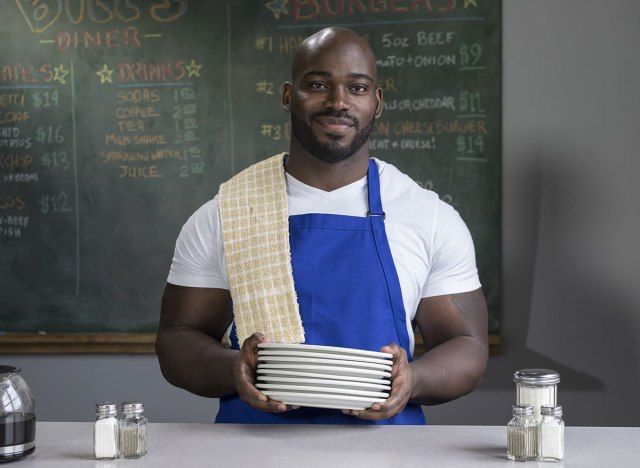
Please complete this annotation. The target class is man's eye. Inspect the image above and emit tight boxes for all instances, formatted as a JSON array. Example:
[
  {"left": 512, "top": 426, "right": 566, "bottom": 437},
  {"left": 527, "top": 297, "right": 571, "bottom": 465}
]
[
  {"left": 310, "top": 82, "right": 327, "bottom": 89},
  {"left": 350, "top": 85, "right": 367, "bottom": 93}
]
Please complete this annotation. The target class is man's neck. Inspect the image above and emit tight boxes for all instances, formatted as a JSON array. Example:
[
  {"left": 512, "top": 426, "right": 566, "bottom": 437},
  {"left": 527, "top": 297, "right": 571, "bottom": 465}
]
[{"left": 285, "top": 140, "right": 370, "bottom": 192}]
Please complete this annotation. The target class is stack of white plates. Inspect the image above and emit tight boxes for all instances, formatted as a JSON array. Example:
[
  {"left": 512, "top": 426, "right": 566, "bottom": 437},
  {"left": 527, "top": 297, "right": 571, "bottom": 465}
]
[{"left": 256, "top": 343, "right": 393, "bottom": 411}]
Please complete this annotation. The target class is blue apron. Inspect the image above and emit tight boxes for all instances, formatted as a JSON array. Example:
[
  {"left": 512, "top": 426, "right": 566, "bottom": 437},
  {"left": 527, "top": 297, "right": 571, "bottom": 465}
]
[{"left": 216, "top": 159, "right": 426, "bottom": 425}]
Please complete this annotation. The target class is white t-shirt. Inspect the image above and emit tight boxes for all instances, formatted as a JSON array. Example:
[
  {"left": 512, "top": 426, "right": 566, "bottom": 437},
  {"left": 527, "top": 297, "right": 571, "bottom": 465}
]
[{"left": 167, "top": 158, "right": 481, "bottom": 354}]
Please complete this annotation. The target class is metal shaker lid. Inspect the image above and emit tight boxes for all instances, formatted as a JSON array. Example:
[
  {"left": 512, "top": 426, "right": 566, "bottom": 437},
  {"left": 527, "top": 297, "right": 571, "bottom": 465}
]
[
  {"left": 541, "top": 405, "right": 563, "bottom": 417},
  {"left": 513, "top": 369, "right": 560, "bottom": 385},
  {"left": 95, "top": 402, "right": 117, "bottom": 415},
  {"left": 512, "top": 404, "right": 533, "bottom": 416},
  {"left": 122, "top": 401, "right": 144, "bottom": 414}
]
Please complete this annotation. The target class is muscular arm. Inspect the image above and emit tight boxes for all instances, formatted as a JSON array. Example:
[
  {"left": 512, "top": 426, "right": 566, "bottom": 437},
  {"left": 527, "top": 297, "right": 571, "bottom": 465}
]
[
  {"left": 409, "top": 288, "right": 488, "bottom": 405},
  {"left": 155, "top": 283, "right": 238, "bottom": 398}
]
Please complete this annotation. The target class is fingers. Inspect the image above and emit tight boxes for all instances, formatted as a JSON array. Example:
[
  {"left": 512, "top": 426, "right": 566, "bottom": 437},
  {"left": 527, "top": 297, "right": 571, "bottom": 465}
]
[
  {"left": 341, "top": 343, "right": 411, "bottom": 420},
  {"left": 235, "top": 332, "right": 299, "bottom": 413},
  {"left": 342, "top": 390, "right": 405, "bottom": 420},
  {"left": 236, "top": 372, "right": 299, "bottom": 413},
  {"left": 381, "top": 343, "right": 410, "bottom": 385},
  {"left": 240, "top": 332, "right": 270, "bottom": 367},
  {"left": 235, "top": 357, "right": 267, "bottom": 401},
  {"left": 241, "top": 331, "right": 271, "bottom": 353},
  {"left": 245, "top": 396, "right": 300, "bottom": 413}
]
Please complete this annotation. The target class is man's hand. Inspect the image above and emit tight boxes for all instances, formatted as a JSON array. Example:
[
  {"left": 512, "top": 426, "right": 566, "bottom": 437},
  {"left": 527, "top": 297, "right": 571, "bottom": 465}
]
[
  {"left": 233, "top": 332, "right": 299, "bottom": 413},
  {"left": 341, "top": 343, "right": 413, "bottom": 420}
]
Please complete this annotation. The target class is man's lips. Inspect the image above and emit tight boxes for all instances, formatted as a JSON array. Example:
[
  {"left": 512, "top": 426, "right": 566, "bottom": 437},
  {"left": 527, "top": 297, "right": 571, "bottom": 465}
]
[{"left": 314, "top": 117, "right": 355, "bottom": 133}]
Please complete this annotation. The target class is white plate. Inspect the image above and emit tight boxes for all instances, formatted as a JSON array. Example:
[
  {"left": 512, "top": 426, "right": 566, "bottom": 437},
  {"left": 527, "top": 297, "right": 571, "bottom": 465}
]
[
  {"left": 256, "top": 368, "right": 390, "bottom": 385},
  {"left": 273, "top": 401, "right": 366, "bottom": 411},
  {"left": 257, "top": 355, "right": 392, "bottom": 371},
  {"left": 258, "top": 349, "right": 392, "bottom": 366},
  {"left": 262, "top": 391, "right": 386, "bottom": 411},
  {"left": 257, "top": 375, "right": 391, "bottom": 391},
  {"left": 256, "top": 383, "right": 389, "bottom": 398},
  {"left": 257, "top": 363, "right": 391, "bottom": 379},
  {"left": 258, "top": 342, "right": 393, "bottom": 359}
]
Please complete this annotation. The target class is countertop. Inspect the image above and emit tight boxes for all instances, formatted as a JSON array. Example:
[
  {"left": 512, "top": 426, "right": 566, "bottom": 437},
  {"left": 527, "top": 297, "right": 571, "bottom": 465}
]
[{"left": 11, "top": 422, "right": 639, "bottom": 467}]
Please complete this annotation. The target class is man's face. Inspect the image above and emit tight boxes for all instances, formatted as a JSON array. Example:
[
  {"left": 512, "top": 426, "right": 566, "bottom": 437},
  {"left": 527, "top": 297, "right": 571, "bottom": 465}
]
[{"left": 287, "top": 42, "right": 381, "bottom": 164}]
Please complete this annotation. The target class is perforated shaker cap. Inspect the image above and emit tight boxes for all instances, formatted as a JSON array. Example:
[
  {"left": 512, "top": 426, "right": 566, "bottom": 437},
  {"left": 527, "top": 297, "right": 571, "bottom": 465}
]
[
  {"left": 541, "top": 405, "right": 563, "bottom": 417},
  {"left": 95, "top": 402, "right": 117, "bottom": 415},
  {"left": 122, "top": 401, "right": 144, "bottom": 414},
  {"left": 513, "top": 369, "right": 560, "bottom": 385},
  {"left": 511, "top": 404, "right": 533, "bottom": 416}
]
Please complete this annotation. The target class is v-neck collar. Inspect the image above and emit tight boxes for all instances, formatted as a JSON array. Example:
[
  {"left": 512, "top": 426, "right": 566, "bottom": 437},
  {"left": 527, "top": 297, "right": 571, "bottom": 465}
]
[{"left": 285, "top": 171, "right": 367, "bottom": 201}]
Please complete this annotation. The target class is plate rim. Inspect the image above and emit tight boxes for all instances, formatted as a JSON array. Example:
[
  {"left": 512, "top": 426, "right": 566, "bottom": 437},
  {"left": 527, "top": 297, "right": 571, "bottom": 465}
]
[
  {"left": 258, "top": 363, "right": 392, "bottom": 378},
  {"left": 257, "top": 342, "right": 393, "bottom": 359},
  {"left": 258, "top": 349, "right": 392, "bottom": 365},
  {"left": 262, "top": 390, "right": 387, "bottom": 404},
  {"left": 256, "top": 368, "right": 390, "bottom": 384},
  {"left": 257, "top": 375, "right": 391, "bottom": 390},
  {"left": 256, "top": 382, "right": 390, "bottom": 398},
  {"left": 257, "top": 355, "right": 392, "bottom": 370}
]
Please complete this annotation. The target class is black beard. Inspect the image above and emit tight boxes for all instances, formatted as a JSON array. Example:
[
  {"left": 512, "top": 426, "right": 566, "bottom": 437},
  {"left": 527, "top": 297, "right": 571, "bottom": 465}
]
[{"left": 290, "top": 110, "right": 375, "bottom": 164}]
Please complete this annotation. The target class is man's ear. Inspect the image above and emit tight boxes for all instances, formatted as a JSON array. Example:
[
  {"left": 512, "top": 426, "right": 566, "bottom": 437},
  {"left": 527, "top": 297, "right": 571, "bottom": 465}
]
[
  {"left": 374, "top": 87, "right": 383, "bottom": 119},
  {"left": 282, "top": 82, "right": 293, "bottom": 112}
]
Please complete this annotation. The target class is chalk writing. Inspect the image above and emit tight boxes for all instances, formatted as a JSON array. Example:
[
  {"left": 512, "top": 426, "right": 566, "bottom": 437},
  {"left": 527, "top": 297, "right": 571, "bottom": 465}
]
[
  {"left": 256, "top": 81, "right": 275, "bottom": 95},
  {"left": 38, "top": 192, "right": 71, "bottom": 214},
  {"left": 287, "top": 0, "right": 461, "bottom": 21},
  {"left": 456, "top": 134, "right": 485, "bottom": 155},
  {"left": 382, "top": 96, "right": 456, "bottom": 112},
  {"left": 376, "top": 53, "right": 457, "bottom": 68},
  {"left": 0, "top": 215, "right": 29, "bottom": 238},
  {"left": 459, "top": 43, "right": 482, "bottom": 68},
  {"left": 14, "top": 0, "right": 188, "bottom": 33},
  {"left": 31, "top": 90, "right": 59, "bottom": 108},
  {"left": 35, "top": 125, "right": 64, "bottom": 144}
]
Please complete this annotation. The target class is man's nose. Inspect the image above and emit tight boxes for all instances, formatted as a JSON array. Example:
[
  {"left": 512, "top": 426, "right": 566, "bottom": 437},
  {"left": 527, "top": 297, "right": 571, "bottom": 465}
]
[{"left": 324, "top": 86, "right": 350, "bottom": 111}]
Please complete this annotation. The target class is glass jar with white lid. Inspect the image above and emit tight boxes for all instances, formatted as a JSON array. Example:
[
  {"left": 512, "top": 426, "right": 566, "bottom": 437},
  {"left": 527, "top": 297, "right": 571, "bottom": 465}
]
[{"left": 514, "top": 369, "right": 560, "bottom": 421}]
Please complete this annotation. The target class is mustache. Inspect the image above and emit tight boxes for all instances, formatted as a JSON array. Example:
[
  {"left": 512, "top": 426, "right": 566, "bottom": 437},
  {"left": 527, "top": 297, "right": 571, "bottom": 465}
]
[{"left": 309, "top": 110, "right": 359, "bottom": 128}]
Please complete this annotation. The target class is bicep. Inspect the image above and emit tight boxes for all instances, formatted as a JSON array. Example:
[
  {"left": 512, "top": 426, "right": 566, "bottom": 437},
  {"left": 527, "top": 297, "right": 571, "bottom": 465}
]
[
  {"left": 159, "top": 283, "right": 232, "bottom": 342},
  {"left": 414, "top": 288, "right": 488, "bottom": 352}
]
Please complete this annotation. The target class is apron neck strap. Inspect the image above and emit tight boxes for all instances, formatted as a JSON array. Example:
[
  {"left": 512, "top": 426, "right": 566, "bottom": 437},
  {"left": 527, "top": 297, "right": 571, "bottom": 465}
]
[{"left": 366, "top": 158, "right": 385, "bottom": 218}]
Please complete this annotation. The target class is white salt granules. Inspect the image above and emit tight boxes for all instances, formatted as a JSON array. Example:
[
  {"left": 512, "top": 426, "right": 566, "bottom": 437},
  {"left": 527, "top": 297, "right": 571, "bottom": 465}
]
[{"left": 94, "top": 417, "right": 119, "bottom": 459}]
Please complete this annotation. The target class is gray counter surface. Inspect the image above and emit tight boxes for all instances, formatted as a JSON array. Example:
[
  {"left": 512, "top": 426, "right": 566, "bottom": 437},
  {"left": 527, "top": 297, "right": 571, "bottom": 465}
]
[{"left": 11, "top": 422, "right": 639, "bottom": 467}]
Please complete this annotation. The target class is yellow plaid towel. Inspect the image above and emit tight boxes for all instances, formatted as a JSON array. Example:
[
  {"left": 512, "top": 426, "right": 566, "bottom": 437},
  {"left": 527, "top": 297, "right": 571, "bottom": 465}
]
[{"left": 218, "top": 153, "right": 305, "bottom": 345}]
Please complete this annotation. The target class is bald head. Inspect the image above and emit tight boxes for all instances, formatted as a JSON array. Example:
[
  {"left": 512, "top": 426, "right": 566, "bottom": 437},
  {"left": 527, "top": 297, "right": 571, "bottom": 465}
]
[{"left": 291, "top": 27, "right": 377, "bottom": 82}]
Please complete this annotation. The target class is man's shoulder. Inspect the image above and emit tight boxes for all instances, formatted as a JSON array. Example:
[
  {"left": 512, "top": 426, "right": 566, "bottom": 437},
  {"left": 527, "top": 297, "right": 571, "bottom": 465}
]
[
  {"left": 373, "top": 157, "right": 440, "bottom": 209},
  {"left": 183, "top": 196, "right": 220, "bottom": 234}
]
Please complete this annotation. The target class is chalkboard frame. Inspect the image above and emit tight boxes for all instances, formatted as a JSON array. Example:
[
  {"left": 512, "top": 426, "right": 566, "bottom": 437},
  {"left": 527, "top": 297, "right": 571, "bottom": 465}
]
[
  {"left": 0, "top": 333, "right": 155, "bottom": 354},
  {"left": 0, "top": 333, "right": 501, "bottom": 355}
]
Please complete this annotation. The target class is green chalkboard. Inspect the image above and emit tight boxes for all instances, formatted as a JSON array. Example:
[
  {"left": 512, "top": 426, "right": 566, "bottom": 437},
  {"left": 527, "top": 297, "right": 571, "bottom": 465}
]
[{"left": 0, "top": 0, "right": 501, "bottom": 335}]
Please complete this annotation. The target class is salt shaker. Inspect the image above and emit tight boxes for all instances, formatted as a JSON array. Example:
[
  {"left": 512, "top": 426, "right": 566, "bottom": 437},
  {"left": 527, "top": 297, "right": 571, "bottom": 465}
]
[
  {"left": 538, "top": 405, "right": 564, "bottom": 462},
  {"left": 119, "top": 401, "right": 148, "bottom": 458},
  {"left": 514, "top": 369, "right": 560, "bottom": 421},
  {"left": 507, "top": 404, "right": 537, "bottom": 461},
  {"left": 94, "top": 402, "right": 119, "bottom": 460}
]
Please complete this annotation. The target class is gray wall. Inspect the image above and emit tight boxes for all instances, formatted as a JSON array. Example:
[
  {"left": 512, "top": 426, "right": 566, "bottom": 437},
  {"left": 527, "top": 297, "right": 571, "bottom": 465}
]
[{"left": 5, "top": 0, "right": 640, "bottom": 426}]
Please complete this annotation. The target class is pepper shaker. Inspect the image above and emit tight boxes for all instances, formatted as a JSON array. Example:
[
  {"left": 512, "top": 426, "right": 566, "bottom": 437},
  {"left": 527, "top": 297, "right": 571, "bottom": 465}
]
[
  {"left": 507, "top": 404, "right": 537, "bottom": 461},
  {"left": 119, "top": 401, "right": 148, "bottom": 459}
]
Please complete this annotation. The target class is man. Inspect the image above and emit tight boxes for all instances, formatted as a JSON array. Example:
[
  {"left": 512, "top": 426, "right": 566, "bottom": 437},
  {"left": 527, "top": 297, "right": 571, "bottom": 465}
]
[{"left": 156, "top": 27, "right": 488, "bottom": 424}]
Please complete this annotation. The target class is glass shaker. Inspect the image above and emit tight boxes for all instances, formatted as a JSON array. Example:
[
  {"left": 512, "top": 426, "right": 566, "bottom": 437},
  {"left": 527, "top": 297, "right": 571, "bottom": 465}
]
[
  {"left": 94, "top": 402, "right": 118, "bottom": 460},
  {"left": 507, "top": 404, "right": 537, "bottom": 461},
  {"left": 119, "top": 401, "right": 147, "bottom": 459},
  {"left": 538, "top": 405, "right": 564, "bottom": 462},
  {"left": 514, "top": 369, "right": 560, "bottom": 421}
]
